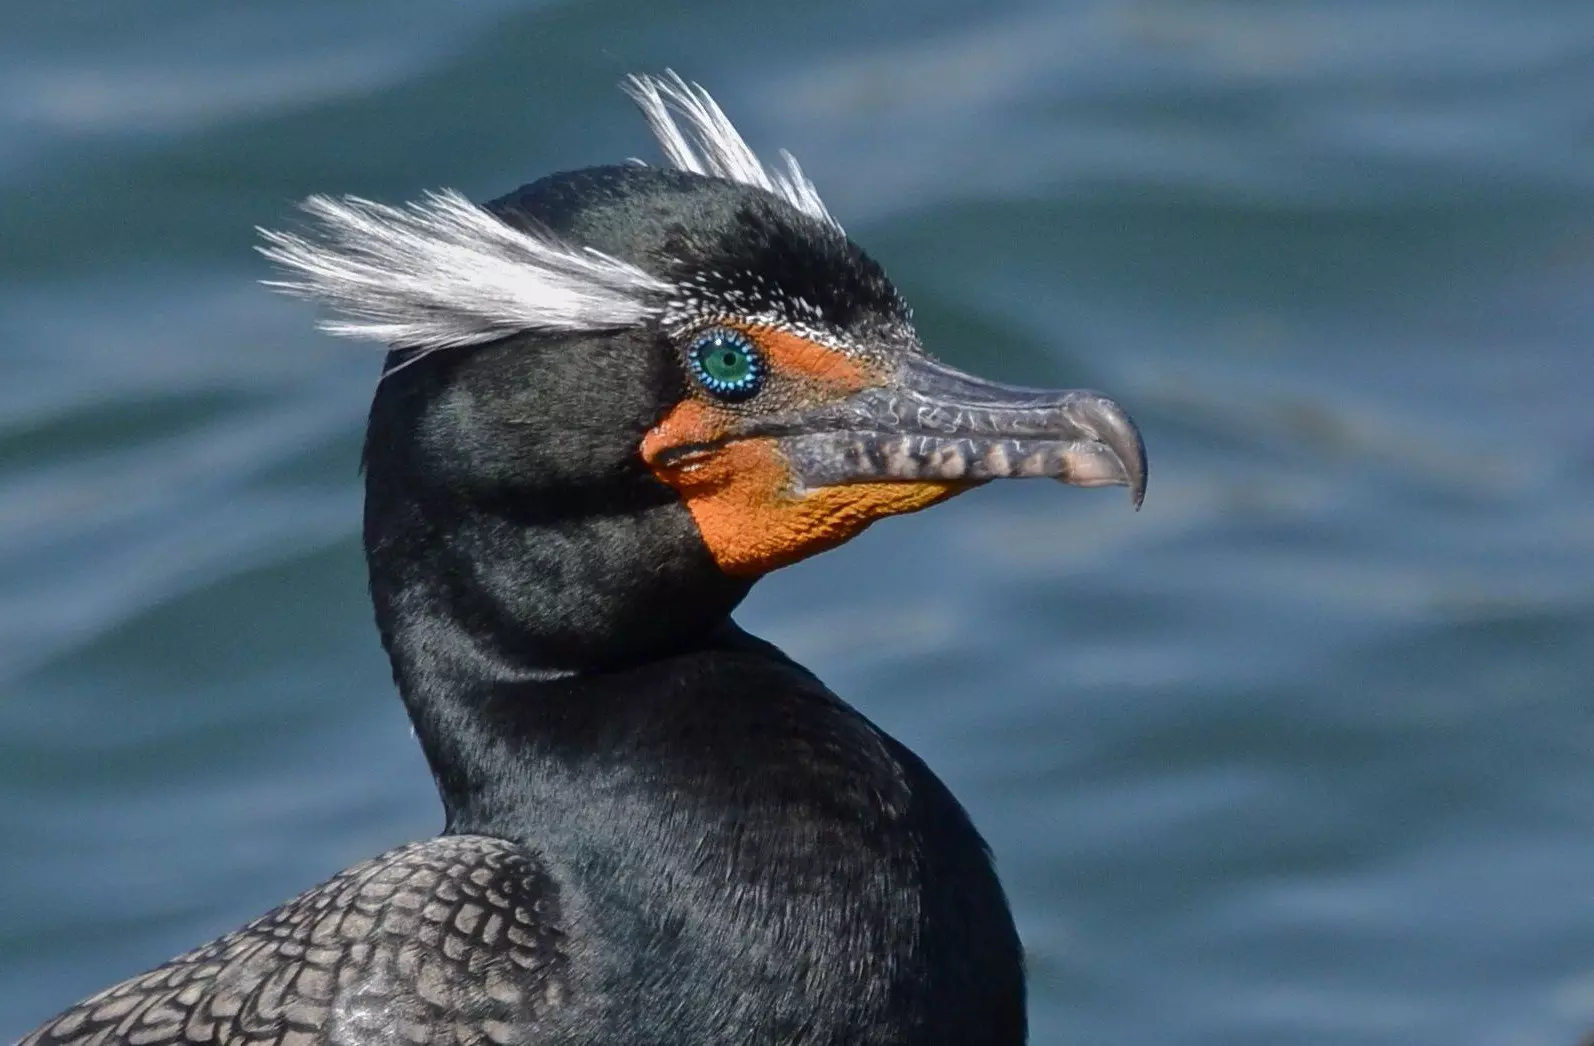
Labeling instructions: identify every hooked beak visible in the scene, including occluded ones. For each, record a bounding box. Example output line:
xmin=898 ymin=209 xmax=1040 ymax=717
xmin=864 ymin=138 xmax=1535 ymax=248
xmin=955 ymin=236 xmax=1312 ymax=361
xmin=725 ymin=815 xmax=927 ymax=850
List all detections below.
xmin=764 ymin=354 xmax=1147 ymax=508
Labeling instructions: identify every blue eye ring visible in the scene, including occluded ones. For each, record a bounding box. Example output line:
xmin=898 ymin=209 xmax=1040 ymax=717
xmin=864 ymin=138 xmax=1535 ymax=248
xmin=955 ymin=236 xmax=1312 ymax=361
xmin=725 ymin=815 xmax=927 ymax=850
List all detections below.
xmin=687 ymin=327 xmax=765 ymax=402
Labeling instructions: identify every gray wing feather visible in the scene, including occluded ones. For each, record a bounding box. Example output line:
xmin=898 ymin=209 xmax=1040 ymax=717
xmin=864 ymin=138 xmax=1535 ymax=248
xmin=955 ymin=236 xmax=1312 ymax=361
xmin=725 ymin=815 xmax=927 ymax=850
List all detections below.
xmin=16 ymin=836 xmax=566 ymax=1046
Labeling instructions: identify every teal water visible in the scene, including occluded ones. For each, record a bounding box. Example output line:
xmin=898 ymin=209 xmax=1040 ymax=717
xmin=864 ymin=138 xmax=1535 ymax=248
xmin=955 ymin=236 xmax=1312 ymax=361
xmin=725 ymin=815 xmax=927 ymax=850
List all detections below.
xmin=4 ymin=2 xmax=1594 ymax=1042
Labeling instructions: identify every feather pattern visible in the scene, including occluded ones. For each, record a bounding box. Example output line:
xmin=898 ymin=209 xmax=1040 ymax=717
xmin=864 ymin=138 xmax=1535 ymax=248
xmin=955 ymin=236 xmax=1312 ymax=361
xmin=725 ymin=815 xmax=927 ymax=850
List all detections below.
xmin=16 ymin=837 xmax=567 ymax=1046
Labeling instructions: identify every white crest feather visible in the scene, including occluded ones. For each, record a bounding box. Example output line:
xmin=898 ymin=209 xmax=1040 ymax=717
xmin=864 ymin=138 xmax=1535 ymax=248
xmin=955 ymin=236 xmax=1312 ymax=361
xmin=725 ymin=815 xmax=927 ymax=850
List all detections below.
xmin=258 ymin=76 xmax=840 ymax=358
xmin=623 ymin=71 xmax=841 ymax=233
xmin=256 ymin=190 xmax=669 ymax=354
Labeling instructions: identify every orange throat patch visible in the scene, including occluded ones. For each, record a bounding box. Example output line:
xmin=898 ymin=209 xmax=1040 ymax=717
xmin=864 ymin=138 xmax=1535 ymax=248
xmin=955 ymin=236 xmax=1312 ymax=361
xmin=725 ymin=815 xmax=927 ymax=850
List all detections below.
xmin=641 ymin=402 xmax=962 ymax=577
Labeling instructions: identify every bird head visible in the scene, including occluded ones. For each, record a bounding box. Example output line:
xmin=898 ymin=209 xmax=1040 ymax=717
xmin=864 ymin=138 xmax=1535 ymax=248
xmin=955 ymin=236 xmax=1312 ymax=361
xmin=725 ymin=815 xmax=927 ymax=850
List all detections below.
xmin=260 ymin=74 xmax=1145 ymax=667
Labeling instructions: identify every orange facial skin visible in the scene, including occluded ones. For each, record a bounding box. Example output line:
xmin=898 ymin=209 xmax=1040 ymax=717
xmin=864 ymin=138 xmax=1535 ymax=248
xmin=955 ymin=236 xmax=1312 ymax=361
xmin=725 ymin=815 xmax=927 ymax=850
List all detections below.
xmin=749 ymin=326 xmax=872 ymax=390
xmin=642 ymin=324 xmax=967 ymax=576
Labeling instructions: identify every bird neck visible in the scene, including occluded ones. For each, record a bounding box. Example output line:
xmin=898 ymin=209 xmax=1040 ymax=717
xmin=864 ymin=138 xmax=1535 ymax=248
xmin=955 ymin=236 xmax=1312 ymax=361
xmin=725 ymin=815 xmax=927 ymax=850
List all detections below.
xmin=365 ymin=491 xmax=756 ymax=819
xmin=376 ymin=577 xmax=769 ymax=830
xmin=366 ymin=504 xmax=1028 ymax=1046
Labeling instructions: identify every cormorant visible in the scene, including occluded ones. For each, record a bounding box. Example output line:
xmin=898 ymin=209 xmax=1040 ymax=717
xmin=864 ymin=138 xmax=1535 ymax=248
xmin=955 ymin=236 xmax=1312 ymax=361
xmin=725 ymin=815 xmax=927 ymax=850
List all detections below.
xmin=16 ymin=74 xmax=1146 ymax=1046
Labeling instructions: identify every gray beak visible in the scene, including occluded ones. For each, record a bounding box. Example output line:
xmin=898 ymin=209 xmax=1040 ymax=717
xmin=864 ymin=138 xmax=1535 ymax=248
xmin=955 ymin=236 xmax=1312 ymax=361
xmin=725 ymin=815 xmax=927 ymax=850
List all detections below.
xmin=764 ymin=354 xmax=1147 ymax=507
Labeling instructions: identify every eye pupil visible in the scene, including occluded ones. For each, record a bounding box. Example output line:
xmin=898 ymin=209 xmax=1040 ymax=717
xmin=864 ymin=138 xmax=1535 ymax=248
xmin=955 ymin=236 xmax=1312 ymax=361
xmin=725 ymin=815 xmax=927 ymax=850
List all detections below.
xmin=688 ymin=328 xmax=764 ymax=402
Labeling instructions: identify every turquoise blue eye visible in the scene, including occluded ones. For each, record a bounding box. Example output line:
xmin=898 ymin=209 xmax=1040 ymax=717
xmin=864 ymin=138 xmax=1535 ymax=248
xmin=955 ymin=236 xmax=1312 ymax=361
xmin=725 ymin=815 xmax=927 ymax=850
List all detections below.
xmin=688 ymin=328 xmax=764 ymax=401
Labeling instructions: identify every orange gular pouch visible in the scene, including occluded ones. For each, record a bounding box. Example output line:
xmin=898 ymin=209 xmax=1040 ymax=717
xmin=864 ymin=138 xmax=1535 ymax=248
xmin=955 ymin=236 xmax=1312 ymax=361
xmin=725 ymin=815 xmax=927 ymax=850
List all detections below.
xmin=641 ymin=403 xmax=962 ymax=577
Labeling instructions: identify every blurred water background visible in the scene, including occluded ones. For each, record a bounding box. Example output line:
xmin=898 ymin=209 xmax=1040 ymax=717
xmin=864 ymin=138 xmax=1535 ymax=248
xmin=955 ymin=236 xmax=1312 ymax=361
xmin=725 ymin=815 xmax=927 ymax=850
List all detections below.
xmin=3 ymin=2 xmax=1594 ymax=1042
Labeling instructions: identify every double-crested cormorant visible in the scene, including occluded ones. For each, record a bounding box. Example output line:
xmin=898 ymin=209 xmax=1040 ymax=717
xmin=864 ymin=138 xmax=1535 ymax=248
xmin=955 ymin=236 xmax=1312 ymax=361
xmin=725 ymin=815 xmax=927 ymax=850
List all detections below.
xmin=17 ymin=74 xmax=1145 ymax=1046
